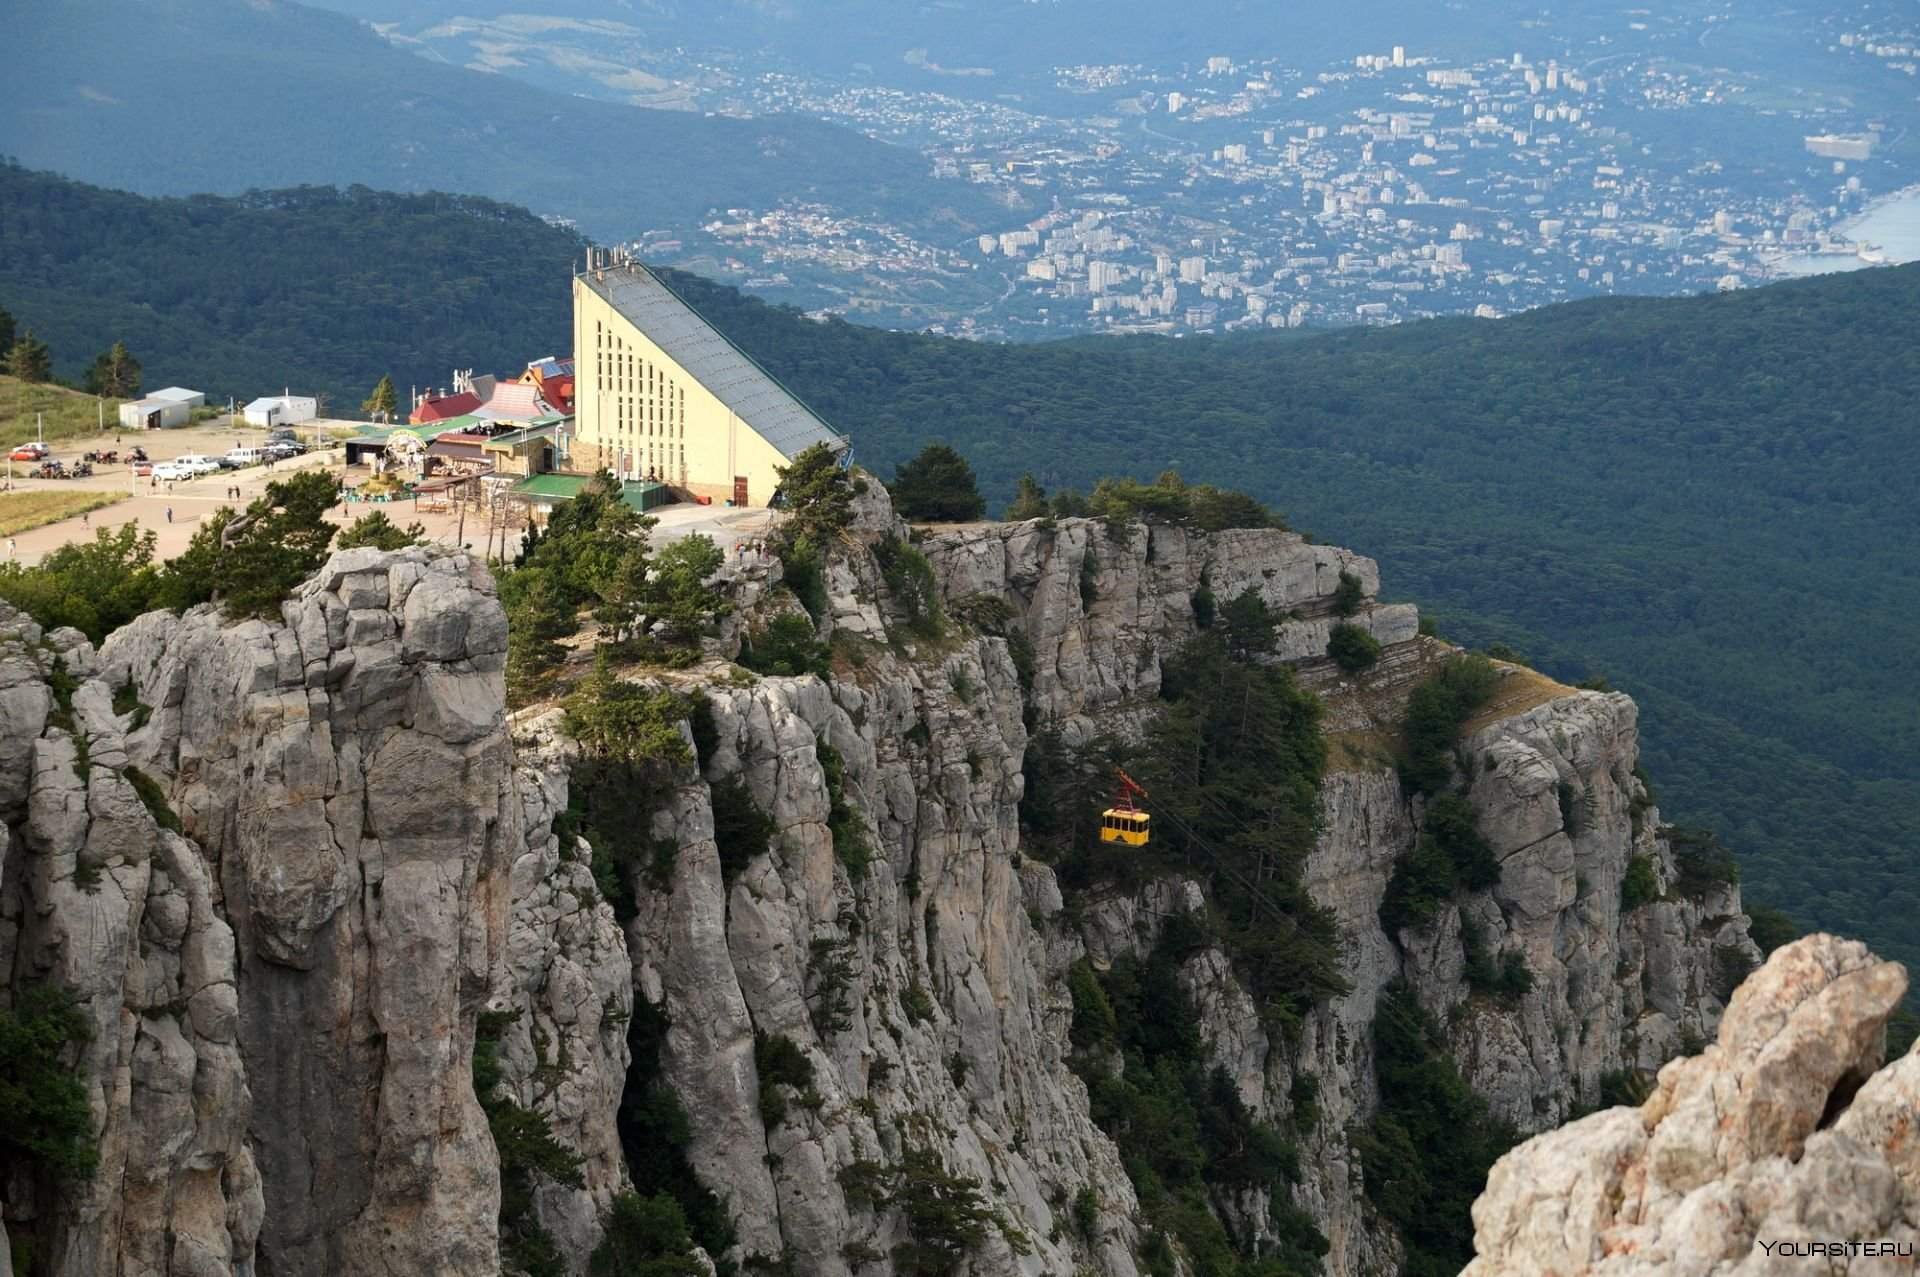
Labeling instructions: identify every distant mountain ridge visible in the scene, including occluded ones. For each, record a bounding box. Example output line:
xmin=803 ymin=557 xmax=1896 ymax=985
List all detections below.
xmin=0 ymin=0 xmax=1003 ymax=241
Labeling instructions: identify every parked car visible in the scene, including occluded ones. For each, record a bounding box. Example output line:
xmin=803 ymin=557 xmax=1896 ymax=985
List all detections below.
xmin=264 ymin=440 xmax=307 ymax=457
xmin=132 ymin=461 xmax=154 ymax=477
xmin=224 ymin=447 xmax=267 ymax=468
xmin=9 ymin=442 xmax=49 ymax=462
xmin=174 ymin=454 xmax=221 ymax=476
xmin=151 ymin=461 xmax=194 ymax=481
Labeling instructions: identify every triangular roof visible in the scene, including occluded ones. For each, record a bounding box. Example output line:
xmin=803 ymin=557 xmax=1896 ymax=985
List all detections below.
xmin=413 ymin=392 xmax=482 ymax=423
xmin=579 ymin=261 xmax=848 ymax=461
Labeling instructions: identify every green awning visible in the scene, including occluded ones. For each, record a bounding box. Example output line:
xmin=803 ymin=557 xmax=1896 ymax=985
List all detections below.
xmin=510 ymin=474 xmax=671 ymax=512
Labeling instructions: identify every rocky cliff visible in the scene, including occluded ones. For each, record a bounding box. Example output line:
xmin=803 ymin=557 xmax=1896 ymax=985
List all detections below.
xmin=1466 ymin=933 xmax=1915 ymax=1275
xmin=0 ymin=490 xmax=1762 ymax=1277
xmin=0 ymin=548 xmax=513 ymax=1276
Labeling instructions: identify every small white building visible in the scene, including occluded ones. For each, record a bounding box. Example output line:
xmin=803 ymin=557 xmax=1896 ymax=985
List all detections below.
xmin=119 ymin=396 xmax=194 ymax=430
xmin=147 ymin=387 xmax=206 ymax=409
xmin=244 ymin=394 xmax=319 ymax=428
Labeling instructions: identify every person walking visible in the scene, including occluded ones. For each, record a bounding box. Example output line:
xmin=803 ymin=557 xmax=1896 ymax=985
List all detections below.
xmin=165 ymin=506 xmax=173 ymax=524
xmin=6 ymin=537 xmax=15 ymax=560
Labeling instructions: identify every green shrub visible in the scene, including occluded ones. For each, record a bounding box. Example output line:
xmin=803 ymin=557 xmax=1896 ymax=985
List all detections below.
xmin=740 ymin=613 xmax=830 ymax=678
xmin=589 ymin=1192 xmax=702 ymax=1277
xmin=124 ymin=766 xmax=183 ymax=834
xmin=0 ymin=523 xmax=161 ymax=642
xmin=1332 ymin=570 xmax=1364 ymax=617
xmin=874 ymin=535 xmax=944 ymax=639
xmin=890 ymin=1145 xmax=995 ymax=1276
xmin=1666 ymin=826 xmax=1739 ymax=897
xmin=1620 ymin=854 xmax=1661 ymax=911
xmin=334 ymin=509 xmax=426 ymax=551
xmin=617 ymin=997 xmax=738 ymax=1264
xmin=1400 ymin=654 xmax=1500 ymax=796
xmin=900 ymin=983 xmax=935 ymax=1025
xmin=755 ymin=1031 xmax=814 ymax=1128
xmin=816 ymin=742 xmax=874 ymax=879
xmin=776 ymin=536 xmax=829 ymax=623
xmin=0 ymin=983 xmax=97 ymax=1180
xmin=1078 ymin=543 xmax=1099 ymax=608
xmin=562 ymin=660 xmax=692 ymax=771
xmin=1082 ymin=472 xmax=1282 ymax=533
xmin=1356 ymin=985 xmax=1516 ymax=1277
xmin=711 ymin=776 xmax=776 ymax=886
xmin=1066 ymin=958 xmax=1118 ymax=1054
xmin=474 ymin=1008 xmax=583 ymax=1277
xmin=1745 ymin=903 xmax=1798 ymax=956
xmin=1070 ymin=1185 xmax=1099 ymax=1237
xmin=1380 ymin=836 xmax=1456 ymax=935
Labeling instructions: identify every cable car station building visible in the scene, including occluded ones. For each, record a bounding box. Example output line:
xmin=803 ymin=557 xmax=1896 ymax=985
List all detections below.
xmin=571 ymin=248 xmax=850 ymax=507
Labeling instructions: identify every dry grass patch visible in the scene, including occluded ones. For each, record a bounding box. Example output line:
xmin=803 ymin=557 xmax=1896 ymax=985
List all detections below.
xmin=1460 ymin=661 xmax=1579 ymax=736
xmin=0 ymin=490 xmax=129 ymax=536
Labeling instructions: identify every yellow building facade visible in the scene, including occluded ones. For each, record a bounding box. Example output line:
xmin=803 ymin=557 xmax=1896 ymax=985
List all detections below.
xmin=571 ymin=250 xmax=849 ymax=506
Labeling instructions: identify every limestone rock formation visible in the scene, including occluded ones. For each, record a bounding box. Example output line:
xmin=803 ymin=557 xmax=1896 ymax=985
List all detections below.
xmin=0 ymin=493 xmax=1771 ymax=1277
xmin=0 ymin=546 xmax=514 ymax=1277
xmin=1464 ymin=934 xmax=1914 ymax=1276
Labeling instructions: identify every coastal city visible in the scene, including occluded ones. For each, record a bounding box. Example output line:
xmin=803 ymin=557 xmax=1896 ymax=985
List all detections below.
xmin=584 ymin=5 xmax=1920 ymax=336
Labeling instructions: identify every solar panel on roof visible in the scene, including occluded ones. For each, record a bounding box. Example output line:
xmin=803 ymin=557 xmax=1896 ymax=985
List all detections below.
xmin=582 ymin=266 xmax=849 ymax=460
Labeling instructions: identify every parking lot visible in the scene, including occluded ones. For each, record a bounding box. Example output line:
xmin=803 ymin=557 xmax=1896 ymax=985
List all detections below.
xmin=1 ymin=419 xmax=784 ymax=568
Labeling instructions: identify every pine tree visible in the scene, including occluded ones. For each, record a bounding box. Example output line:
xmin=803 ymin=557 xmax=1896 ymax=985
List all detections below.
xmin=890 ymin=443 xmax=985 ymax=523
xmin=5 ymin=330 xmax=52 ymax=383
xmin=1004 ymin=473 xmax=1050 ymax=521
xmin=774 ymin=443 xmax=854 ymax=548
xmin=83 ymin=342 xmax=142 ymax=398
xmin=362 ymin=374 xmax=398 ymax=422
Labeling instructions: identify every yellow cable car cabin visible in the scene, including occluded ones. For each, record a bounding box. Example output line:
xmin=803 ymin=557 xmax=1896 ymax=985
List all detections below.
xmin=1099 ymin=808 xmax=1151 ymax=846
xmin=1099 ymin=769 xmax=1152 ymax=846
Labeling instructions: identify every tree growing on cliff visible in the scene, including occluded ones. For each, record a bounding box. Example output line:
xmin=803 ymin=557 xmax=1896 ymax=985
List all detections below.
xmin=0 ymin=983 xmax=97 ymax=1180
xmin=891 ymin=443 xmax=985 ymax=523
xmin=1004 ymin=473 xmax=1049 ymax=521
xmin=774 ymin=442 xmax=854 ymax=547
xmin=163 ymin=471 xmax=341 ymax=618
xmin=334 ymin=509 xmax=425 ymax=551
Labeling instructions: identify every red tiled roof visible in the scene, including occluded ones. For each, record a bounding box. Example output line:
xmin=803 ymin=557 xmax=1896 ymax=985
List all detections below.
xmin=411 ymin=392 xmax=482 ymax=423
xmin=545 ymin=375 xmax=575 ymax=412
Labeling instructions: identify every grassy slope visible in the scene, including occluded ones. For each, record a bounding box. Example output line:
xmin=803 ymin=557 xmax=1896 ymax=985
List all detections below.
xmin=0 ymin=376 xmax=122 ymax=444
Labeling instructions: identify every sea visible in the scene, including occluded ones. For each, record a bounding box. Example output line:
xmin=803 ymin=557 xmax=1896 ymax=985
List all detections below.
xmin=1771 ymin=185 xmax=1920 ymax=277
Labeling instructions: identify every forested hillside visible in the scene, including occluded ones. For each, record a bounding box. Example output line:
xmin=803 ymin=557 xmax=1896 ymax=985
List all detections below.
xmin=0 ymin=164 xmax=579 ymax=400
xmin=659 ymin=265 xmax=1920 ymax=976
xmin=5 ymin=162 xmax=1913 ymax=974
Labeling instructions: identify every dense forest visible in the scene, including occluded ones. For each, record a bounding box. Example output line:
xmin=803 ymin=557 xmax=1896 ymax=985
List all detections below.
xmin=0 ymin=164 xmax=580 ymax=402
xmin=5 ymin=163 xmax=1914 ymax=974
xmin=660 ymin=263 xmax=1920 ymax=978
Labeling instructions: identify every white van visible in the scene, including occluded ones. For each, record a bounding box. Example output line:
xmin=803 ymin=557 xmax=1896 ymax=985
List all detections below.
xmin=225 ymin=447 xmax=267 ymax=468
xmin=174 ymin=454 xmax=221 ymax=476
